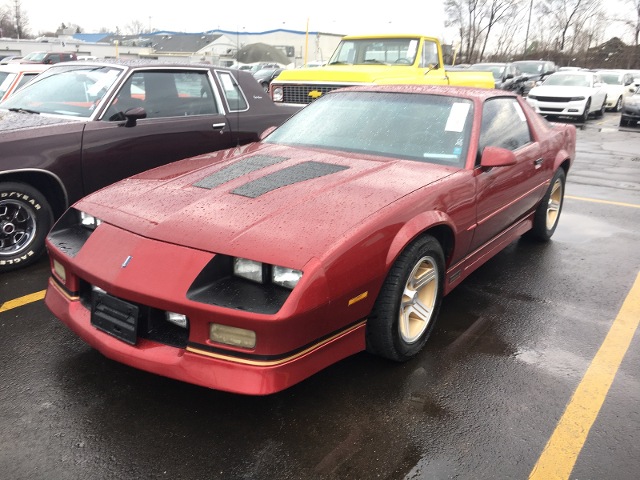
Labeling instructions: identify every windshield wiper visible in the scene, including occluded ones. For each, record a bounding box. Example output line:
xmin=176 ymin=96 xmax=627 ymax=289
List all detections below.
xmin=8 ymin=107 xmax=40 ymax=115
xmin=328 ymin=61 xmax=347 ymax=65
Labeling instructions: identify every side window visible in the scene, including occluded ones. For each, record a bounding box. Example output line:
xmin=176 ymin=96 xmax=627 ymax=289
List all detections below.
xmin=104 ymin=70 xmax=218 ymax=121
xmin=15 ymin=73 xmax=38 ymax=90
xmin=478 ymin=98 xmax=531 ymax=160
xmin=216 ymin=71 xmax=248 ymax=111
xmin=421 ymin=41 xmax=439 ymax=68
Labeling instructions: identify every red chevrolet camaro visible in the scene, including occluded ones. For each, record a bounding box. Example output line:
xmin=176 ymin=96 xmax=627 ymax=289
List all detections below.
xmin=45 ymin=85 xmax=576 ymax=395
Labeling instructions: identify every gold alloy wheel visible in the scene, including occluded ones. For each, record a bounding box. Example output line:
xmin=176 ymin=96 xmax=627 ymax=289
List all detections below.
xmin=398 ymin=255 xmax=438 ymax=344
xmin=546 ymin=177 xmax=564 ymax=230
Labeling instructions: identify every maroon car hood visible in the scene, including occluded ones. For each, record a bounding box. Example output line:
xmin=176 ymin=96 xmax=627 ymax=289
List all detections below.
xmin=78 ymin=143 xmax=457 ymax=266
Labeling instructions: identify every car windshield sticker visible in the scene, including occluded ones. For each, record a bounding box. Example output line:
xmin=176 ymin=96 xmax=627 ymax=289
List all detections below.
xmin=0 ymin=75 xmax=13 ymax=91
xmin=87 ymin=69 xmax=120 ymax=97
xmin=512 ymin=101 xmax=527 ymax=122
xmin=445 ymin=103 xmax=471 ymax=132
xmin=407 ymin=40 xmax=418 ymax=59
xmin=194 ymin=155 xmax=288 ymax=189
xmin=232 ymin=161 xmax=349 ymax=198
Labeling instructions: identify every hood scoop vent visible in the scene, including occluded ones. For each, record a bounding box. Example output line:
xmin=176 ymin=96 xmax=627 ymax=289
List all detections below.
xmin=194 ymin=154 xmax=288 ymax=190
xmin=232 ymin=161 xmax=349 ymax=198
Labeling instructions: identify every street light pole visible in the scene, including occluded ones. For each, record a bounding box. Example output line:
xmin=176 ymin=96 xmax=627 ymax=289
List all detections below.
xmin=524 ymin=0 xmax=534 ymax=57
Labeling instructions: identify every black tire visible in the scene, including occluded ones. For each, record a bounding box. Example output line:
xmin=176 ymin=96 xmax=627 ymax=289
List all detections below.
xmin=0 ymin=182 xmax=53 ymax=272
xmin=620 ymin=116 xmax=629 ymax=127
xmin=366 ymin=235 xmax=444 ymax=361
xmin=614 ymin=96 xmax=622 ymax=112
xmin=261 ymin=82 xmax=269 ymax=93
xmin=527 ymin=169 xmax=566 ymax=241
xmin=595 ymin=97 xmax=606 ymax=118
xmin=579 ymin=99 xmax=591 ymax=123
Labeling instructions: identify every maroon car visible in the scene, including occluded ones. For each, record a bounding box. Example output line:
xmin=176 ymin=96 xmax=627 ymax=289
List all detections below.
xmin=45 ymin=85 xmax=576 ymax=395
xmin=0 ymin=61 xmax=299 ymax=271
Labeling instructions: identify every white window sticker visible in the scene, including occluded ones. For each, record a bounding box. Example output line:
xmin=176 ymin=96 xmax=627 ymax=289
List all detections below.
xmin=407 ymin=40 xmax=418 ymax=59
xmin=0 ymin=74 xmax=16 ymax=91
xmin=512 ymin=101 xmax=527 ymax=122
xmin=445 ymin=103 xmax=471 ymax=132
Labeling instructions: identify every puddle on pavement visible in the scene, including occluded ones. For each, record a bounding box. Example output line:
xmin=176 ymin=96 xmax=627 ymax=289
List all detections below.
xmin=553 ymin=211 xmax=628 ymax=243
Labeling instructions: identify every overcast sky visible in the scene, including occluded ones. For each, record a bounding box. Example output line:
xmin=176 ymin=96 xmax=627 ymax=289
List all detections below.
xmin=20 ymin=0 xmax=448 ymax=39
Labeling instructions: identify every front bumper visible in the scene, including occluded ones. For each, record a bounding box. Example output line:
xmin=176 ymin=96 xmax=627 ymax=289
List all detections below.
xmin=45 ymin=278 xmax=366 ymax=395
xmin=526 ymin=98 xmax=587 ymax=117
xmin=621 ymin=103 xmax=640 ymax=122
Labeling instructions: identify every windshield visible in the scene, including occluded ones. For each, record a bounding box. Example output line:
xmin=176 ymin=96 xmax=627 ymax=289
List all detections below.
xmin=21 ymin=52 xmax=47 ymax=62
xmin=471 ymin=65 xmax=504 ymax=80
xmin=328 ymin=38 xmax=420 ymax=66
xmin=264 ymin=91 xmax=473 ymax=167
xmin=600 ymin=73 xmax=623 ymax=85
xmin=515 ymin=62 xmax=544 ymax=74
xmin=1 ymin=64 xmax=123 ymax=118
xmin=543 ymin=73 xmax=591 ymax=87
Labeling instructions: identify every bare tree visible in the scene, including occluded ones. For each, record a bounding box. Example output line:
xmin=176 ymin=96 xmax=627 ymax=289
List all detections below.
xmin=0 ymin=0 xmax=30 ymax=38
xmin=622 ymin=0 xmax=640 ymax=46
xmin=124 ymin=20 xmax=146 ymax=36
xmin=478 ymin=0 xmax=520 ymax=60
xmin=493 ymin=5 xmax=529 ymax=58
xmin=537 ymin=0 xmax=602 ymax=53
xmin=445 ymin=0 xmax=486 ymax=63
xmin=445 ymin=0 xmax=524 ymax=63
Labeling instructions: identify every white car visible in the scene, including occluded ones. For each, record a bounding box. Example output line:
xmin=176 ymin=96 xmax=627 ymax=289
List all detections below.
xmin=526 ymin=71 xmax=608 ymax=122
xmin=597 ymin=70 xmax=635 ymax=111
xmin=0 ymin=63 xmax=50 ymax=102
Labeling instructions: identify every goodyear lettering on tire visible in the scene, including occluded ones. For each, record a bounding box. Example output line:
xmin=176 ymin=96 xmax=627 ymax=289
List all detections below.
xmin=0 ymin=250 xmax=35 ymax=266
xmin=0 ymin=191 xmax=42 ymax=210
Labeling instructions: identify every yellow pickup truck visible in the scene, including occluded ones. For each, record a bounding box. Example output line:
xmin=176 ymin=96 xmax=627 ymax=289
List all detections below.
xmin=270 ymin=34 xmax=495 ymax=106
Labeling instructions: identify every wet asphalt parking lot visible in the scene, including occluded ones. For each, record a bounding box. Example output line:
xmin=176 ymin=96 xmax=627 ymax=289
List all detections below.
xmin=1 ymin=111 xmax=639 ymax=480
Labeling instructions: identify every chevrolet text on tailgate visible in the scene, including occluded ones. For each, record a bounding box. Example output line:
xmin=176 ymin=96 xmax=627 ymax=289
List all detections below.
xmin=271 ymin=34 xmax=496 ymax=105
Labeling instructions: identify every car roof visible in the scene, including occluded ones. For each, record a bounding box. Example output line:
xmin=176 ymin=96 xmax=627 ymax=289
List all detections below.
xmin=335 ymin=83 xmax=515 ymax=102
xmin=549 ymin=70 xmax=591 ymax=75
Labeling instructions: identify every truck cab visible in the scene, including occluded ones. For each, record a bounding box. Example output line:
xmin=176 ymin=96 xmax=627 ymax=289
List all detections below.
xmin=270 ymin=34 xmax=495 ymax=106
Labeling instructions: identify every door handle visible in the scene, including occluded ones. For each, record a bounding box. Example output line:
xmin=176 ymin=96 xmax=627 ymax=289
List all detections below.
xmin=212 ymin=123 xmax=226 ymax=132
xmin=534 ymin=158 xmax=543 ymax=168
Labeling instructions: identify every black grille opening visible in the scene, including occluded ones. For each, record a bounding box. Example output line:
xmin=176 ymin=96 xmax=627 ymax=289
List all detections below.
xmin=79 ymin=281 xmax=189 ymax=349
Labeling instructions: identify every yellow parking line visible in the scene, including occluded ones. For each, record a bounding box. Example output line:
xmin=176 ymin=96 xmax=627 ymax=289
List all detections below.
xmin=0 ymin=290 xmax=46 ymax=313
xmin=565 ymin=195 xmax=640 ymax=209
xmin=529 ymin=272 xmax=640 ymax=479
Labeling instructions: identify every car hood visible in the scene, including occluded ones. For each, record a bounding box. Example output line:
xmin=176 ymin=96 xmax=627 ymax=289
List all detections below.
xmin=77 ymin=143 xmax=457 ymax=267
xmin=529 ymin=85 xmax=596 ymax=97
xmin=0 ymin=110 xmax=78 ymax=131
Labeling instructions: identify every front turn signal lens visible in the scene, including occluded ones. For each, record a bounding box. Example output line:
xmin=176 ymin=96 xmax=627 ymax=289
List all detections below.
xmin=52 ymin=259 xmax=66 ymax=283
xmin=210 ymin=324 xmax=256 ymax=349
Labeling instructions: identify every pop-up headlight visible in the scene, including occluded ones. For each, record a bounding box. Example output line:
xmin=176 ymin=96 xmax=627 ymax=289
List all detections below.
xmin=272 ymin=266 xmax=303 ymax=289
xmin=233 ymin=257 xmax=302 ymax=290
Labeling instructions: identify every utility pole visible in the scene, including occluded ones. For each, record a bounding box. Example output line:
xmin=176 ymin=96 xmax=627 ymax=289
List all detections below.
xmin=14 ymin=0 xmax=21 ymax=40
xmin=523 ymin=0 xmax=533 ymax=58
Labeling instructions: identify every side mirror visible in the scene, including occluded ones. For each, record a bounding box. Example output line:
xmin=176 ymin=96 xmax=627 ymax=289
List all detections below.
xmin=505 ymin=73 xmax=514 ymax=80
xmin=480 ymin=146 xmax=517 ymax=168
xmin=123 ymin=107 xmax=147 ymax=127
xmin=260 ymin=126 xmax=278 ymax=140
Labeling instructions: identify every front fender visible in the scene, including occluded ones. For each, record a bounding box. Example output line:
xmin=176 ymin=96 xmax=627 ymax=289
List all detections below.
xmin=385 ymin=210 xmax=456 ymax=268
